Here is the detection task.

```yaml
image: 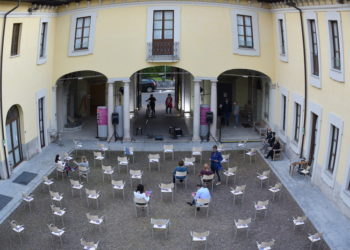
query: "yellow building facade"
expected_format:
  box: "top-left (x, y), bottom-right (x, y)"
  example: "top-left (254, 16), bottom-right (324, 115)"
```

top-left (0, 0), bottom-right (349, 218)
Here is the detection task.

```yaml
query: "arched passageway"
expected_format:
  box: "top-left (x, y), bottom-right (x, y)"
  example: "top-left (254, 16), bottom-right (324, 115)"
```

top-left (128, 66), bottom-right (194, 141)
top-left (217, 69), bottom-right (272, 141)
top-left (55, 71), bottom-right (108, 139)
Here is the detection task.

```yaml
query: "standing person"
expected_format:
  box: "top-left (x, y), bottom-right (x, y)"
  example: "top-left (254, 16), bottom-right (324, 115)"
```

top-left (221, 98), bottom-right (232, 126)
top-left (146, 94), bottom-right (157, 116)
top-left (165, 93), bottom-right (173, 114)
top-left (233, 101), bottom-right (240, 127)
top-left (210, 145), bottom-right (223, 185)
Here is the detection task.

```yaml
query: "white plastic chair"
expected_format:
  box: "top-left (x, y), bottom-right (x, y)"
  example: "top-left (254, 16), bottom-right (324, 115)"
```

top-left (245, 148), bottom-right (257, 163)
top-left (254, 200), bottom-right (269, 220)
top-left (9, 220), bottom-right (24, 244)
top-left (192, 147), bottom-right (202, 163)
top-left (134, 197), bottom-right (149, 217)
top-left (22, 193), bottom-right (34, 212)
top-left (234, 218), bottom-right (251, 240)
top-left (49, 191), bottom-right (63, 207)
top-left (81, 238), bottom-right (99, 250)
top-left (257, 170), bottom-right (270, 188)
top-left (256, 239), bottom-right (275, 250)
top-left (184, 157), bottom-right (196, 174)
top-left (292, 215), bottom-right (307, 231)
top-left (174, 171), bottom-right (187, 188)
top-left (163, 145), bottom-right (174, 160)
top-left (86, 213), bottom-right (104, 232)
top-left (112, 180), bottom-right (125, 199)
top-left (93, 152), bottom-right (104, 167)
top-left (50, 204), bottom-right (66, 226)
top-left (117, 156), bottom-right (129, 173)
top-left (42, 176), bottom-right (54, 191)
top-left (70, 179), bottom-right (84, 198)
top-left (159, 183), bottom-right (174, 202)
top-left (190, 231), bottom-right (210, 250)
top-left (195, 198), bottom-right (210, 217)
top-left (102, 165), bottom-right (114, 183)
top-left (130, 170), bottom-right (143, 187)
top-left (268, 182), bottom-right (282, 200)
top-left (148, 154), bottom-right (160, 171)
top-left (85, 189), bottom-right (101, 209)
top-left (230, 185), bottom-right (246, 203)
top-left (151, 218), bottom-right (170, 238)
top-left (47, 224), bottom-right (65, 246)
top-left (223, 167), bottom-right (237, 185)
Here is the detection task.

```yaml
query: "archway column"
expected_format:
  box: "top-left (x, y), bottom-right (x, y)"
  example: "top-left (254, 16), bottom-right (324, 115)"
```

top-left (107, 80), bottom-right (115, 139)
top-left (192, 79), bottom-right (201, 141)
top-left (123, 80), bottom-right (131, 141)
top-left (210, 79), bottom-right (218, 139)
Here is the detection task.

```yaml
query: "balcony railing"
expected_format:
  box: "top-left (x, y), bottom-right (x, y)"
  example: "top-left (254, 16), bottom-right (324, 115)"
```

top-left (146, 42), bottom-right (179, 62)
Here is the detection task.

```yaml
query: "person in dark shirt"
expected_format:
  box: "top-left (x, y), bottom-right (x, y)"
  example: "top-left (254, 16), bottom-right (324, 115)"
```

top-left (146, 94), bottom-right (157, 116)
top-left (221, 98), bottom-right (232, 126)
top-left (199, 163), bottom-right (214, 183)
top-left (266, 139), bottom-right (281, 159)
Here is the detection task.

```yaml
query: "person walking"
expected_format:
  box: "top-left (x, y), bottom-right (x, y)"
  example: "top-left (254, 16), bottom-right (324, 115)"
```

top-left (146, 94), bottom-right (157, 116)
top-left (233, 101), bottom-right (240, 127)
top-left (210, 145), bottom-right (223, 185)
top-left (165, 93), bottom-right (173, 114)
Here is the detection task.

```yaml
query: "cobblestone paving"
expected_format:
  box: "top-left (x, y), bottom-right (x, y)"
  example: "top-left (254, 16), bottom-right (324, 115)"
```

top-left (0, 150), bottom-right (328, 250)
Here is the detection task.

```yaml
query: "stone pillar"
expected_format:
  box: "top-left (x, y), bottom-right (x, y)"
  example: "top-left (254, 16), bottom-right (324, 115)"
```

top-left (123, 80), bottom-right (131, 141)
top-left (192, 79), bottom-right (201, 141)
top-left (210, 80), bottom-right (218, 139)
top-left (107, 81), bottom-right (115, 140)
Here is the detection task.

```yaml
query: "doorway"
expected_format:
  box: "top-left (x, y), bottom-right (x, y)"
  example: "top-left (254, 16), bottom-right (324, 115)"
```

top-left (6, 106), bottom-right (23, 169)
top-left (38, 97), bottom-right (45, 148)
top-left (308, 113), bottom-right (318, 167)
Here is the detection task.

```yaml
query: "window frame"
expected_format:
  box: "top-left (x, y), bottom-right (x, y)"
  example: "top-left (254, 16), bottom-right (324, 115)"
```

top-left (10, 23), bottom-right (22, 57)
top-left (68, 11), bottom-right (97, 57)
top-left (152, 10), bottom-right (174, 41)
top-left (305, 12), bottom-right (322, 89)
top-left (327, 125), bottom-right (339, 173)
top-left (276, 13), bottom-right (288, 62)
top-left (279, 87), bottom-right (289, 139)
top-left (322, 113), bottom-right (343, 188)
top-left (232, 9), bottom-right (260, 56)
top-left (74, 16), bottom-right (91, 51)
top-left (237, 14), bottom-right (254, 48)
top-left (294, 102), bottom-right (301, 143)
top-left (326, 12), bottom-right (344, 82)
top-left (37, 18), bottom-right (49, 65)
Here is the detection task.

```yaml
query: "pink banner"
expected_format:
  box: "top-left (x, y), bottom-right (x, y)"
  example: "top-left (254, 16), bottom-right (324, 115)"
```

top-left (200, 106), bottom-right (210, 125)
top-left (97, 106), bottom-right (108, 125)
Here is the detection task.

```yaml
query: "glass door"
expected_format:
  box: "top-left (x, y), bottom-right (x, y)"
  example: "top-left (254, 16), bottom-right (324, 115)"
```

top-left (38, 97), bottom-right (45, 148)
top-left (6, 106), bottom-right (22, 169)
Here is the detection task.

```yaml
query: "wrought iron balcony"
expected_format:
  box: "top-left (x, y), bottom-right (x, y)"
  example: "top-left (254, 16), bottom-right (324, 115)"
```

top-left (146, 42), bottom-right (179, 62)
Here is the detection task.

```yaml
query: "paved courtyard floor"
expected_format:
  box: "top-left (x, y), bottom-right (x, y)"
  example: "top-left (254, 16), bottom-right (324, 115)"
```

top-left (0, 150), bottom-right (328, 250)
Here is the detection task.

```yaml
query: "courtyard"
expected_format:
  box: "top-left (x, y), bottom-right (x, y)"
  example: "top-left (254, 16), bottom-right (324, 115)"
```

top-left (0, 149), bottom-right (327, 250)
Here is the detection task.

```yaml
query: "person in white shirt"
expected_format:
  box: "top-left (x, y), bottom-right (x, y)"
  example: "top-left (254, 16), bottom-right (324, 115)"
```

top-left (187, 184), bottom-right (211, 210)
top-left (134, 184), bottom-right (150, 204)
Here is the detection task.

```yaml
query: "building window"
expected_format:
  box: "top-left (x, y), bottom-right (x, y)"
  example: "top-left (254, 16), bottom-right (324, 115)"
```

top-left (232, 9), bottom-right (259, 56)
top-left (39, 22), bottom-right (48, 58)
top-left (278, 19), bottom-right (285, 55)
top-left (11, 23), bottom-right (21, 56)
top-left (74, 16), bottom-right (91, 50)
top-left (282, 95), bottom-right (287, 131)
top-left (294, 103), bottom-right (301, 142)
top-left (309, 20), bottom-right (319, 76)
top-left (329, 21), bottom-right (340, 70)
top-left (327, 125), bottom-right (339, 173)
top-left (237, 15), bottom-right (253, 48)
top-left (152, 10), bottom-right (174, 55)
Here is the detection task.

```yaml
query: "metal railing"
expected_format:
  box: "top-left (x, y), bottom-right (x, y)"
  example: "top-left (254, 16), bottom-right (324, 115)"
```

top-left (146, 42), bottom-right (179, 62)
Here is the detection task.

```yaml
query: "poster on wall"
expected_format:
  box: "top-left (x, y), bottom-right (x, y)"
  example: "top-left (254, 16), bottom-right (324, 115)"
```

top-left (97, 106), bottom-right (108, 138)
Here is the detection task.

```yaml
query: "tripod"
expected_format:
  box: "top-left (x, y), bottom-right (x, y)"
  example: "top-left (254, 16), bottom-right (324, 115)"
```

top-left (108, 124), bottom-right (122, 143)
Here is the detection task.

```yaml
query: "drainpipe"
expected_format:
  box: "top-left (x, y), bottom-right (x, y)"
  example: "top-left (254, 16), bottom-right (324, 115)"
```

top-left (0, 0), bottom-right (21, 178)
top-left (285, 0), bottom-right (307, 158)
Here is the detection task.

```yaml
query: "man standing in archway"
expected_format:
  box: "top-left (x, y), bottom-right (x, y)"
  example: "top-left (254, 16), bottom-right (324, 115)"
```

top-left (146, 94), bottom-right (157, 116)
top-left (233, 101), bottom-right (240, 127)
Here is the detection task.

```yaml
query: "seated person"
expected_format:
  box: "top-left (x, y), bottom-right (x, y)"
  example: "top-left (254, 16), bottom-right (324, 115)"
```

top-left (262, 132), bottom-right (276, 153)
top-left (265, 139), bottom-right (281, 160)
top-left (198, 163), bottom-right (214, 182)
top-left (265, 128), bottom-right (273, 141)
top-left (173, 160), bottom-right (188, 183)
top-left (187, 183), bottom-right (211, 210)
top-left (134, 184), bottom-right (150, 204)
top-left (55, 154), bottom-right (70, 176)
top-left (73, 156), bottom-right (90, 176)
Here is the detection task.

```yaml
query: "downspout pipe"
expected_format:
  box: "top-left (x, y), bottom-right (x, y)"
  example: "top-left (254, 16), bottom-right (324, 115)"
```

top-left (286, 1), bottom-right (308, 158)
top-left (0, 0), bottom-right (21, 178)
